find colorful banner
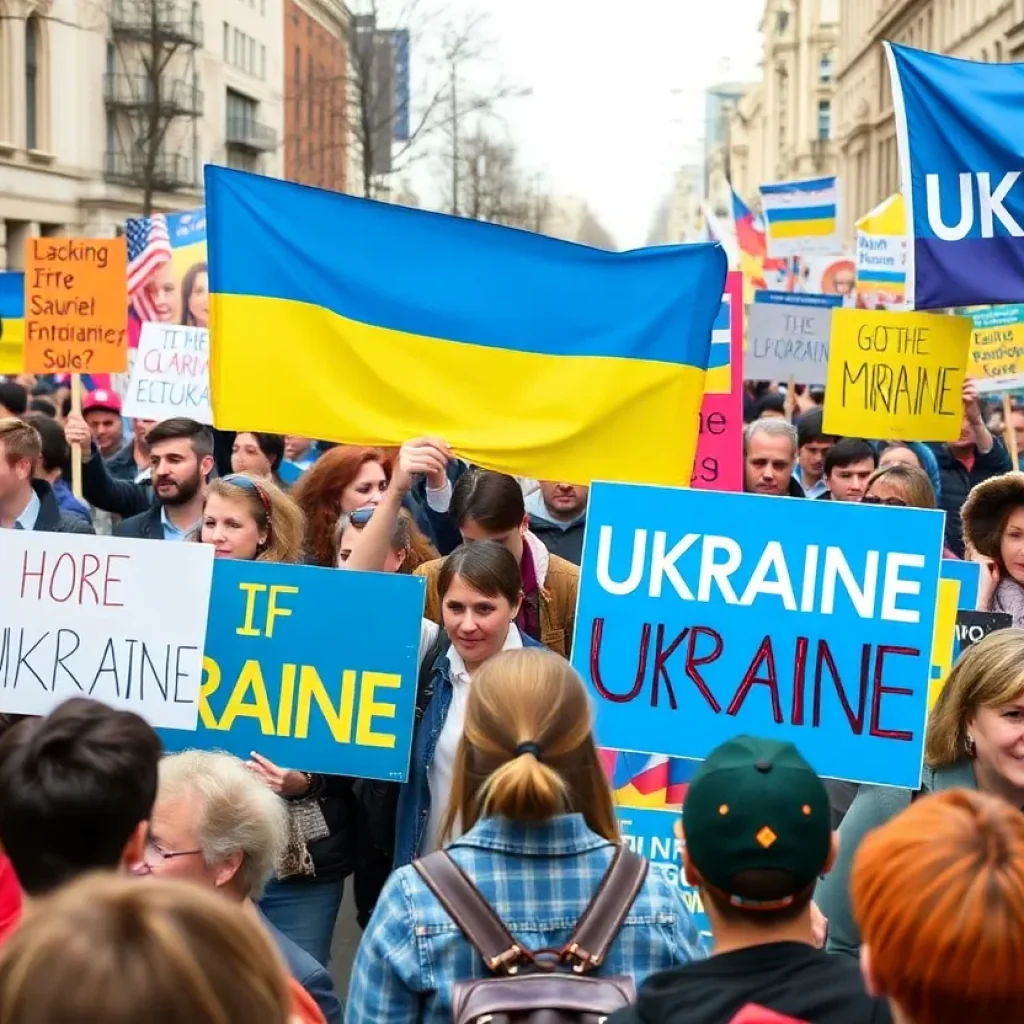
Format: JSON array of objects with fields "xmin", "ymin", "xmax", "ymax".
[
  {"xmin": 967, "ymin": 305, "xmax": 1024, "ymax": 393},
  {"xmin": 692, "ymin": 271, "xmax": 743, "ymax": 490},
  {"xmin": 161, "ymin": 559, "xmax": 425, "ymax": 778},
  {"xmin": 571, "ymin": 482, "xmax": 945, "ymax": 789},
  {"xmin": 617, "ymin": 806, "xmax": 710, "ymax": 941},
  {"xmin": 855, "ymin": 194, "xmax": 908, "ymax": 311},
  {"xmin": 759, "ymin": 176, "xmax": 841, "ymax": 260},
  {"xmin": 887, "ymin": 44, "xmax": 1024, "ymax": 308},
  {"xmin": 823, "ymin": 309, "xmax": 971, "ymax": 442},
  {"xmin": 0, "ymin": 532, "xmax": 214, "ymax": 728},
  {"xmin": 24, "ymin": 237, "xmax": 128, "ymax": 374},
  {"xmin": 0, "ymin": 272, "xmax": 24, "ymax": 374},
  {"xmin": 745, "ymin": 292, "xmax": 840, "ymax": 385},
  {"xmin": 123, "ymin": 322, "xmax": 212, "ymax": 424}
]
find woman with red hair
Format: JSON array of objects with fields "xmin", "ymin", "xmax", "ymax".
[{"xmin": 852, "ymin": 788, "xmax": 1024, "ymax": 1023}]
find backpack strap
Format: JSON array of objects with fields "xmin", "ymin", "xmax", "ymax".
[
  {"xmin": 562, "ymin": 845, "xmax": 649, "ymax": 974},
  {"xmin": 414, "ymin": 629, "xmax": 450, "ymax": 722},
  {"xmin": 414, "ymin": 850, "xmax": 526, "ymax": 975}
]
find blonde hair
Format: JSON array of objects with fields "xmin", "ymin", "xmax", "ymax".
[
  {"xmin": 926, "ymin": 628, "xmax": 1024, "ymax": 766},
  {"xmin": 852, "ymin": 789, "xmax": 1024, "ymax": 1023},
  {"xmin": 864, "ymin": 463, "xmax": 937, "ymax": 509},
  {"xmin": 441, "ymin": 648, "xmax": 618, "ymax": 843},
  {"xmin": 0, "ymin": 417, "xmax": 40, "ymax": 468},
  {"xmin": 0, "ymin": 874, "xmax": 292, "ymax": 1024},
  {"xmin": 203, "ymin": 473, "xmax": 305, "ymax": 563},
  {"xmin": 158, "ymin": 751, "xmax": 287, "ymax": 899}
]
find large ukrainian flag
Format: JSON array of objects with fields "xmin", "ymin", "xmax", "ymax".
[
  {"xmin": 0, "ymin": 272, "xmax": 24, "ymax": 374},
  {"xmin": 206, "ymin": 168, "xmax": 728, "ymax": 486}
]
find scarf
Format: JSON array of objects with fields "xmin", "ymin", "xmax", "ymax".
[{"xmin": 992, "ymin": 576, "xmax": 1024, "ymax": 628}]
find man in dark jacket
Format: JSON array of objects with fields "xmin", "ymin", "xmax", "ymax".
[
  {"xmin": 930, "ymin": 378, "xmax": 1013, "ymax": 557},
  {"xmin": 525, "ymin": 482, "xmax": 587, "ymax": 564},
  {"xmin": 0, "ymin": 418, "xmax": 93, "ymax": 534}
]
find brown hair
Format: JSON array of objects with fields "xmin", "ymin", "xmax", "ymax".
[
  {"xmin": 201, "ymin": 473, "xmax": 306, "ymax": 564},
  {"xmin": 333, "ymin": 505, "xmax": 438, "ymax": 573},
  {"xmin": 852, "ymin": 789, "xmax": 1024, "ymax": 1024},
  {"xmin": 293, "ymin": 445, "xmax": 390, "ymax": 566},
  {"xmin": 864, "ymin": 462, "xmax": 937, "ymax": 509},
  {"xmin": 0, "ymin": 417, "xmax": 40, "ymax": 468},
  {"xmin": 441, "ymin": 648, "xmax": 618, "ymax": 844},
  {"xmin": 449, "ymin": 469, "xmax": 525, "ymax": 533},
  {"xmin": 436, "ymin": 540, "xmax": 521, "ymax": 606},
  {"xmin": 926, "ymin": 628, "xmax": 1024, "ymax": 766},
  {"xmin": 0, "ymin": 874, "xmax": 293, "ymax": 1024}
]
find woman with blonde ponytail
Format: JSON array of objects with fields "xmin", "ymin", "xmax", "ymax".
[{"xmin": 347, "ymin": 648, "xmax": 705, "ymax": 1024}]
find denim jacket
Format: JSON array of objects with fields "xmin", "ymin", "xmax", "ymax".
[
  {"xmin": 393, "ymin": 631, "xmax": 545, "ymax": 868},
  {"xmin": 346, "ymin": 814, "xmax": 706, "ymax": 1024}
]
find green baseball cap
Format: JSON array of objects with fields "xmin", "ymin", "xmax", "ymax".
[{"xmin": 682, "ymin": 736, "xmax": 832, "ymax": 910}]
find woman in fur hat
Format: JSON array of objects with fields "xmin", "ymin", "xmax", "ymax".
[{"xmin": 962, "ymin": 472, "xmax": 1024, "ymax": 626}]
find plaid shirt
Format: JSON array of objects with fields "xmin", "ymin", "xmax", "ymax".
[{"xmin": 344, "ymin": 813, "xmax": 706, "ymax": 1024}]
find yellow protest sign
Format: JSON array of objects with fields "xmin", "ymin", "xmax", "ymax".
[
  {"xmin": 928, "ymin": 578, "xmax": 960, "ymax": 711},
  {"xmin": 824, "ymin": 309, "xmax": 971, "ymax": 441}
]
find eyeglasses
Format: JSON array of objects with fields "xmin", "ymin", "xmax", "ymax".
[
  {"xmin": 862, "ymin": 495, "xmax": 908, "ymax": 507},
  {"xmin": 141, "ymin": 835, "xmax": 203, "ymax": 869}
]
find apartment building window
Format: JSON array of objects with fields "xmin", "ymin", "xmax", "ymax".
[
  {"xmin": 25, "ymin": 16, "xmax": 39, "ymax": 149},
  {"xmin": 227, "ymin": 88, "xmax": 257, "ymax": 140},
  {"xmin": 249, "ymin": 37, "xmax": 256, "ymax": 73},
  {"xmin": 817, "ymin": 100, "xmax": 831, "ymax": 141},
  {"xmin": 818, "ymin": 52, "xmax": 833, "ymax": 83},
  {"xmin": 307, "ymin": 54, "xmax": 314, "ymax": 127},
  {"xmin": 776, "ymin": 10, "xmax": 789, "ymax": 33},
  {"xmin": 223, "ymin": 21, "xmax": 230, "ymax": 59}
]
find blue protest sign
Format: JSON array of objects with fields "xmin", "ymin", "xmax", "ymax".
[
  {"xmin": 161, "ymin": 560, "xmax": 425, "ymax": 779},
  {"xmin": 941, "ymin": 558, "xmax": 980, "ymax": 611},
  {"xmin": 571, "ymin": 483, "xmax": 946, "ymax": 789},
  {"xmin": 887, "ymin": 44, "xmax": 1024, "ymax": 308},
  {"xmin": 617, "ymin": 806, "xmax": 710, "ymax": 943}
]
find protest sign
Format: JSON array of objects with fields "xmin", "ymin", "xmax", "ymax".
[
  {"xmin": 24, "ymin": 237, "xmax": 128, "ymax": 373},
  {"xmin": 745, "ymin": 292, "xmax": 840, "ymax": 386},
  {"xmin": 692, "ymin": 271, "xmax": 743, "ymax": 491},
  {"xmin": 0, "ymin": 531, "xmax": 213, "ymax": 728},
  {"xmin": 941, "ymin": 558, "xmax": 981, "ymax": 612},
  {"xmin": 823, "ymin": 309, "xmax": 971, "ymax": 442},
  {"xmin": 0, "ymin": 272, "xmax": 24, "ymax": 375},
  {"xmin": 928, "ymin": 578, "xmax": 960, "ymax": 711},
  {"xmin": 617, "ymin": 806, "xmax": 710, "ymax": 941},
  {"xmin": 956, "ymin": 611, "xmax": 1012, "ymax": 652},
  {"xmin": 571, "ymin": 483, "xmax": 945, "ymax": 789},
  {"xmin": 123, "ymin": 322, "xmax": 212, "ymax": 424},
  {"xmin": 967, "ymin": 305, "xmax": 1024, "ymax": 393},
  {"xmin": 161, "ymin": 559, "xmax": 425, "ymax": 779},
  {"xmin": 759, "ymin": 176, "xmax": 841, "ymax": 260}
]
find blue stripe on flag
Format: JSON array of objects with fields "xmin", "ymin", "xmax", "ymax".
[
  {"xmin": 761, "ymin": 176, "xmax": 836, "ymax": 195},
  {"xmin": 766, "ymin": 204, "xmax": 837, "ymax": 223},
  {"xmin": 712, "ymin": 299, "xmax": 730, "ymax": 331}
]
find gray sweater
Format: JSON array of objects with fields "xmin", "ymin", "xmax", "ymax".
[{"xmin": 815, "ymin": 759, "xmax": 977, "ymax": 958}]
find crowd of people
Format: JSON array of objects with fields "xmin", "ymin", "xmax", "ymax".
[{"xmin": 0, "ymin": 369, "xmax": 1020, "ymax": 1022}]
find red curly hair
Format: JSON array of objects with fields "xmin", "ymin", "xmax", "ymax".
[
  {"xmin": 852, "ymin": 789, "xmax": 1024, "ymax": 1023},
  {"xmin": 292, "ymin": 446, "xmax": 390, "ymax": 566}
]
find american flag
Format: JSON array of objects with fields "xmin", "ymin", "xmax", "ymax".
[{"xmin": 126, "ymin": 213, "xmax": 172, "ymax": 321}]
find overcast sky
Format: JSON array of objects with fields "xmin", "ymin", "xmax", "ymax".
[{"xmin": 405, "ymin": 0, "xmax": 765, "ymax": 248}]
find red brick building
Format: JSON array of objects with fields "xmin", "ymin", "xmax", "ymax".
[{"xmin": 283, "ymin": 0, "xmax": 348, "ymax": 192}]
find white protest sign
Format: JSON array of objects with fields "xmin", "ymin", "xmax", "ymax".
[
  {"xmin": 123, "ymin": 322, "xmax": 212, "ymax": 424},
  {"xmin": 744, "ymin": 294, "xmax": 839, "ymax": 385},
  {"xmin": 0, "ymin": 532, "xmax": 215, "ymax": 729}
]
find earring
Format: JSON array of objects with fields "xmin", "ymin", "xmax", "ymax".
[{"xmin": 966, "ymin": 734, "xmax": 977, "ymax": 759}]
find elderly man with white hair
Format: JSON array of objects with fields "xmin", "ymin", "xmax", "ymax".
[{"xmin": 140, "ymin": 749, "xmax": 343, "ymax": 1024}]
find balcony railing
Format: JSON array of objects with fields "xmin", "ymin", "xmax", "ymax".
[
  {"xmin": 110, "ymin": 0, "xmax": 203, "ymax": 46},
  {"xmin": 225, "ymin": 116, "xmax": 278, "ymax": 153},
  {"xmin": 103, "ymin": 73, "xmax": 203, "ymax": 116},
  {"xmin": 104, "ymin": 150, "xmax": 198, "ymax": 191}
]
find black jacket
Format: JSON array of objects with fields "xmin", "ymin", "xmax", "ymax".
[
  {"xmin": 113, "ymin": 504, "xmax": 164, "ymax": 540},
  {"xmin": 608, "ymin": 942, "xmax": 890, "ymax": 1024},
  {"xmin": 929, "ymin": 439, "xmax": 1013, "ymax": 557},
  {"xmin": 29, "ymin": 480, "xmax": 95, "ymax": 535},
  {"xmin": 84, "ymin": 442, "xmax": 151, "ymax": 519},
  {"xmin": 105, "ymin": 441, "xmax": 145, "ymax": 483},
  {"xmin": 527, "ymin": 513, "xmax": 585, "ymax": 565}
]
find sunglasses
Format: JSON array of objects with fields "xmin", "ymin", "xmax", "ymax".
[
  {"xmin": 340, "ymin": 507, "xmax": 375, "ymax": 528},
  {"xmin": 862, "ymin": 495, "xmax": 908, "ymax": 507}
]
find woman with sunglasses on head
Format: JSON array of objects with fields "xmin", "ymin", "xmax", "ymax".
[
  {"xmin": 198, "ymin": 473, "xmax": 304, "ymax": 562},
  {"xmin": 862, "ymin": 463, "xmax": 959, "ymax": 559},
  {"xmin": 334, "ymin": 505, "xmax": 438, "ymax": 574}
]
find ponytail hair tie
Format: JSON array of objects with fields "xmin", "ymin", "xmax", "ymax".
[{"xmin": 514, "ymin": 741, "xmax": 543, "ymax": 762}]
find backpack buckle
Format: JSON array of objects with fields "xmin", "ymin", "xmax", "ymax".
[
  {"xmin": 487, "ymin": 944, "xmax": 523, "ymax": 975},
  {"xmin": 564, "ymin": 941, "xmax": 598, "ymax": 973}
]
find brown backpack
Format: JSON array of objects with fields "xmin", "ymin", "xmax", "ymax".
[{"xmin": 413, "ymin": 845, "xmax": 649, "ymax": 1024}]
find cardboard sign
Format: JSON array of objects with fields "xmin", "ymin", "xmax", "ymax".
[
  {"xmin": 0, "ymin": 532, "xmax": 214, "ymax": 729},
  {"xmin": 745, "ymin": 293, "xmax": 839, "ymax": 385},
  {"xmin": 824, "ymin": 309, "xmax": 971, "ymax": 442},
  {"xmin": 24, "ymin": 237, "xmax": 128, "ymax": 373},
  {"xmin": 956, "ymin": 611, "xmax": 1013, "ymax": 651},
  {"xmin": 571, "ymin": 483, "xmax": 946, "ymax": 789},
  {"xmin": 161, "ymin": 559, "xmax": 426, "ymax": 779},
  {"xmin": 123, "ymin": 323, "xmax": 212, "ymax": 424},
  {"xmin": 692, "ymin": 272, "xmax": 743, "ymax": 491},
  {"xmin": 967, "ymin": 305, "xmax": 1024, "ymax": 393}
]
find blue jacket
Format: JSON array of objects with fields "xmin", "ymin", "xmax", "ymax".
[
  {"xmin": 393, "ymin": 631, "xmax": 545, "ymax": 868},
  {"xmin": 262, "ymin": 913, "xmax": 344, "ymax": 1024}
]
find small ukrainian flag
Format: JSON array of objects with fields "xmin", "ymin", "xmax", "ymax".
[{"xmin": 0, "ymin": 273, "xmax": 24, "ymax": 375}]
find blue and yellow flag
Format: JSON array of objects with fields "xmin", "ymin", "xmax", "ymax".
[
  {"xmin": 0, "ymin": 272, "xmax": 24, "ymax": 375},
  {"xmin": 206, "ymin": 167, "xmax": 727, "ymax": 486}
]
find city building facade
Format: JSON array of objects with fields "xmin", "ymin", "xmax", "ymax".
[{"xmin": 835, "ymin": 0, "xmax": 1019, "ymax": 240}]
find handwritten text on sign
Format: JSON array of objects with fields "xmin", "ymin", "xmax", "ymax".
[
  {"xmin": 967, "ymin": 305, "xmax": 1024, "ymax": 393},
  {"xmin": 123, "ymin": 323, "xmax": 212, "ymax": 424},
  {"xmin": 0, "ymin": 532, "xmax": 214, "ymax": 729},
  {"xmin": 24, "ymin": 237, "xmax": 128, "ymax": 374},
  {"xmin": 744, "ymin": 293, "xmax": 839, "ymax": 386},
  {"xmin": 824, "ymin": 309, "xmax": 971, "ymax": 442},
  {"xmin": 160, "ymin": 559, "xmax": 426, "ymax": 779},
  {"xmin": 570, "ymin": 483, "xmax": 945, "ymax": 789}
]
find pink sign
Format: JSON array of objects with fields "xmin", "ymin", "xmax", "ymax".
[{"xmin": 691, "ymin": 270, "xmax": 743, "ymax": 491}]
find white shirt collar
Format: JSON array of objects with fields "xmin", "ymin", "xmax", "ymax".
[{"xmin": 446, "ymin": 624, "xmax": 523, "ymax": 686}]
